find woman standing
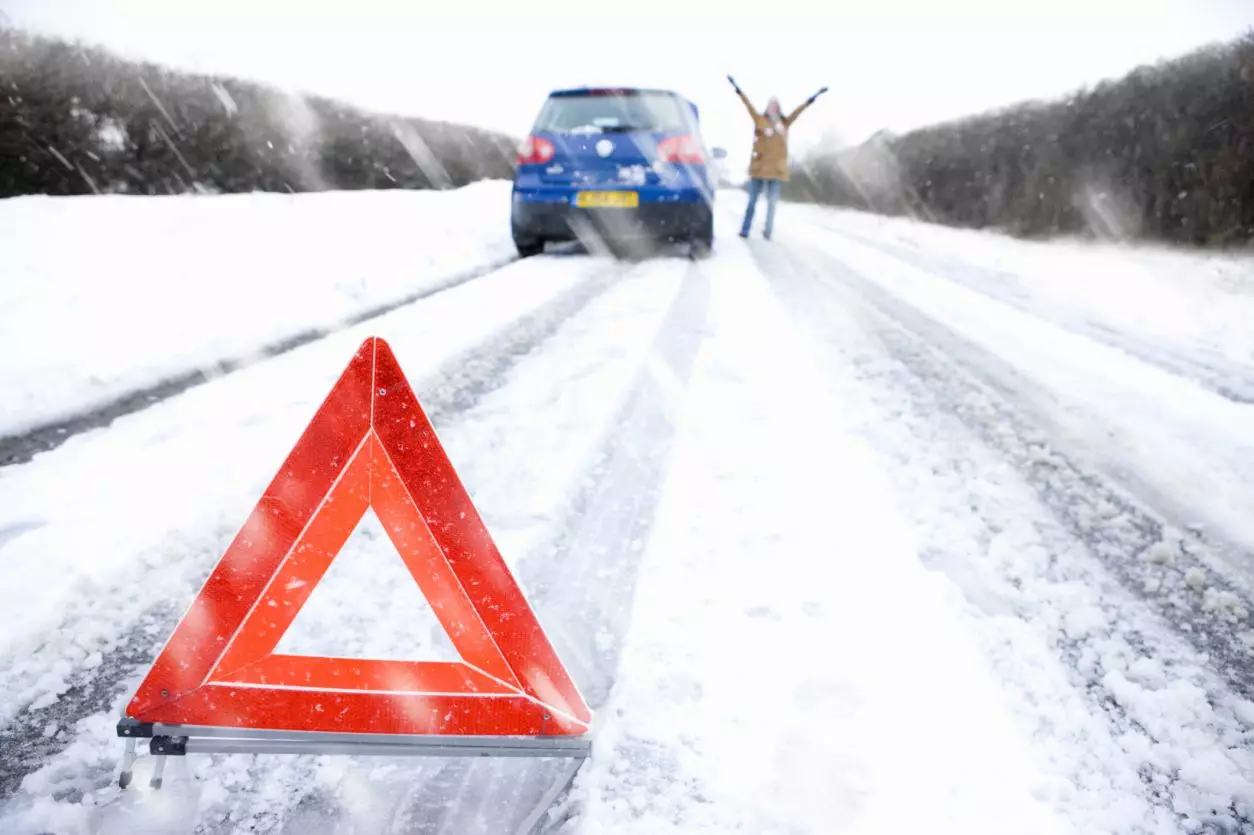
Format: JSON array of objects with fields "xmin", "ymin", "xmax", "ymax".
[{"xmin": 728, "ymin": 76, "xmax": 827, "ymax": 240}]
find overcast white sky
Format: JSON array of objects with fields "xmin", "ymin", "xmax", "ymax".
[{"xmin": 4, "ymin": 0, "xmax": 1252, "ymax": 168}]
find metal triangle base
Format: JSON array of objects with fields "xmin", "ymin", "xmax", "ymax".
[
  {"xmin": 119, "ymin": 719, "xmax": 591, "ymax": 755},
  {"xmin": 116, "ymin": 717, "xmax": 591, "ymax": 834}
]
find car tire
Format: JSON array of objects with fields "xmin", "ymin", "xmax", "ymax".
[
  {"xmin": 514, "ymin": 236, "xmax": 544, "ymax": 258},
  {"xmin": 690, "ymin": 217, "xmax": 714, "ymax": 259}
]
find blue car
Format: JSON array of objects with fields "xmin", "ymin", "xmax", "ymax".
[{"xmin": 511, "ymin": 86, "xmax": 725, "ymax": 257}]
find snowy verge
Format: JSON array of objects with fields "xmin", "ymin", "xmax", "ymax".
[
  {"xmin": 0, "ymin": 181, "xmax": 515, "ymax": 438},
  {"xmin": 787, "ymin": 202, "xmax": 1254, "ymax": 398}
]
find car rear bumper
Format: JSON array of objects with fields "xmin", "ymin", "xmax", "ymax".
[{"xmin": 512, "ymin": 190, "xmax": 712, "ymax": 242}]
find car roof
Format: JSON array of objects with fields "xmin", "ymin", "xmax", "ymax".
[{"xmin": 549, "ymin": 86, "xmax": 684, "ymax": 99}]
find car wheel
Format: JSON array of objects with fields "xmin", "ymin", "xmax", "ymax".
[
  {"xmin": 690, "ymin": 219, "xmax": 714, "ymax": 260},
  {"xmin": 514, "ymin": 236, "xmax": 544, "ymax": 258}
]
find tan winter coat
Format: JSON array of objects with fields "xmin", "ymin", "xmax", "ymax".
[{"xmin": 737, "ymin": 91, "xmax": 813, "ymax": 181}]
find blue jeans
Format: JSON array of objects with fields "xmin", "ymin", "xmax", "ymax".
[{"xmin": 740, "ymin": 178, "xmax": 781, "ymax": 238}]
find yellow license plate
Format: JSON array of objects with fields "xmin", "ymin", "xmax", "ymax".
[{"xmin": 575, "ymin": 190, "xmax": 639, "ymax": 208}]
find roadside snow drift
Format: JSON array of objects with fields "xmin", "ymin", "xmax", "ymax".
[
  {"xmin": 789, "ymin": 202, "xmax": 1254, "ymax": 395},
  {"xmin": 0, "ymin": 180, "xmax": 515, "ymax": 438}
]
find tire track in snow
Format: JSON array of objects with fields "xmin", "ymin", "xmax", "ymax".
[
  {"xmin": 0, "ymin": 258, "xmax": 617, "ymax": 806},
  {"xmin": 755, "ymin": 241, "xmax": 1253, "ymax": 833},
  {"xmin": 780, "ymin": 243, "xmax": 1254, "ymax": 697},
  {"xmin": 357, "ymin": 262, "xmax": 712, "ymax": 835},
  {"xmin": 0, "ymin": 256, "xmax": 518, "ymax": 469},
  {"xmin": 519, "ymin": 259, "xmax": 710, "ymax": 707},
  {"xmin": 528, "ymin": 259, "xmax": 709, "ymax": 833}
]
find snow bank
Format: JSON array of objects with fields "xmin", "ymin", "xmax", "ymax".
[
  {"xmin": 791, "ymin": 203, "xmax": 1254, "ymax": 397},
  {"xmin": 0, "ymin": 181, "xmax": 515, "ymax": 438}
]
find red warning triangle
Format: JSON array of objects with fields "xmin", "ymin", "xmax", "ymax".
[{"xmin": 126, "ymin": 337, "xmax": 591, "ymax": 736}]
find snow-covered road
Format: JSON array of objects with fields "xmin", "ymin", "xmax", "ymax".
[{"xmin": 0, "ymin": 185, "xmax": 1251, "ymax": 835}]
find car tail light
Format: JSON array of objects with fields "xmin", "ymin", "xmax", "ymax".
[
  {"xmin": 657, "ymin": 135, "xmax": 704, "ymax": 164},
  {"xmin": 517, "ymin": 136, "xmax": 555, "ymax": 165}
]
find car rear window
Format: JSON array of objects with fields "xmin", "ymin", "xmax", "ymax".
[{"xmin": 534, "ymin": 91, "xmax": 690, "ymax": 134}]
